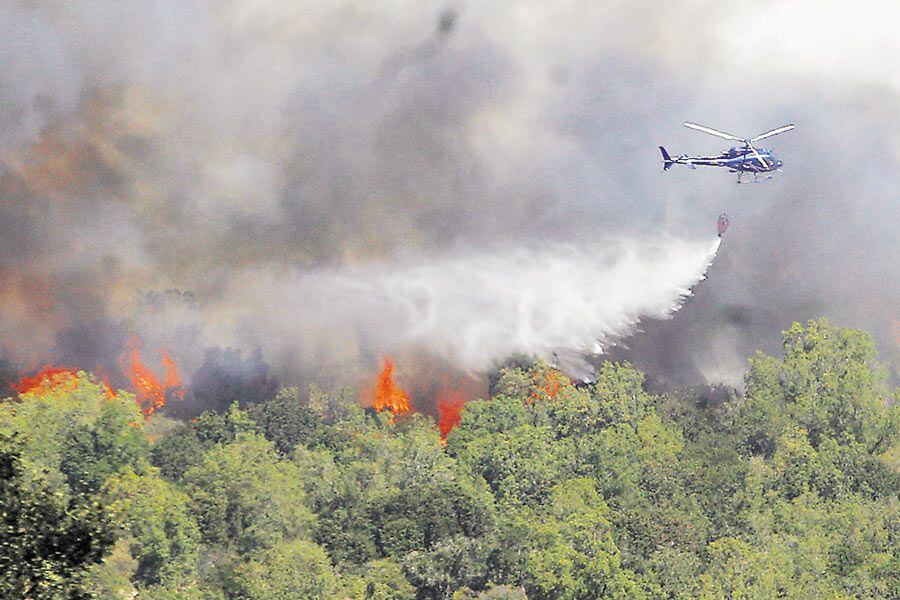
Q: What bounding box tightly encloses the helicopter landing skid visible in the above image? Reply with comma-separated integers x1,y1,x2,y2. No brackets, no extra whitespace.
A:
736,173,774,184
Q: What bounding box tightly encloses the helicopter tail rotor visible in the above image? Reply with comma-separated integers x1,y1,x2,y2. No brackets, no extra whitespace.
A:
659,146,675,170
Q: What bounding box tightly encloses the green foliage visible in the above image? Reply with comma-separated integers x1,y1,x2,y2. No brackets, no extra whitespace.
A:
59,403,149,495
2,320,897,598
740,319,898,455
453,585,528,599
452,423,574,507
517,479,647,600
249,386,322,454
343,558,417,600
104,467,200,587
586,362,655,429
444,395,531,449
150,403,256,481
0,434,114,598
404,535,494,599
80,538,139,598
0,375,148,494
228,539,342,599
182,433,315,554
190,402,257,446
148,422,207,482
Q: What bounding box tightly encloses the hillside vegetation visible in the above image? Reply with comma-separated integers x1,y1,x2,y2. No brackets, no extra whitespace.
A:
1,319,897,599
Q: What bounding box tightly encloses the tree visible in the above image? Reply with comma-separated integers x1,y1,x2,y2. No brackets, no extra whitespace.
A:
80,538,139,599
103,466,200,587
404,535,494,599
59,402,150,494
182,434,315,554
740,319,898,455
228,540,342,599
0,374,149,494
570,362,654,434
149,423,207,482
250,387,323,454
150,403,256,481
516,479,647,600
0,434,114,598
343,558,416,600
453,585,528,599
455,423,574,508
1,322,897,598
444,395,531,452
697,537,793,599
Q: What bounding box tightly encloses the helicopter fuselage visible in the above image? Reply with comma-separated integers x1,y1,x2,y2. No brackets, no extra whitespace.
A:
661,122,793,180
666,146,782,173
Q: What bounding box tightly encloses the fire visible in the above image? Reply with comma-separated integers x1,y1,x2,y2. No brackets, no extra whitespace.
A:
529,369,568,403
371,358,412,418
437,384,466,441
161,351,186,401
122,344,165,416
12,366,82,396
365,359,485,440
11,366,119,401
6,337,185,418
101,378,117,400
120,338,185,417
95,368,118,401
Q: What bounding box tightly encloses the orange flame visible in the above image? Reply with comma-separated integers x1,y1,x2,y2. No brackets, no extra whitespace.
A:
437,385,466,441
95,368,118,401
528,369,568,403
120,338,185,417
371,358,412,418
161,351,186,401
101,378,117,400
12,366,81,396
12,366,118,401
8,337,185,418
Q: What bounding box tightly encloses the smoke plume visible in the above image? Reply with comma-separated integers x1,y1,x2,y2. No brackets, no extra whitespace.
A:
0,1,897,400
215,237,721,381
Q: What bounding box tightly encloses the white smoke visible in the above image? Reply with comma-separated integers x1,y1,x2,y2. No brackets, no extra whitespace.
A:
211,236,721,377
3,0,896,388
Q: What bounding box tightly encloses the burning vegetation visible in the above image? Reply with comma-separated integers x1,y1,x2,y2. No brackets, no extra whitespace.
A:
528,369,569,403
7,337,185,418
120,340,185,417
436,384,466,440
11,366,83,396
369,358,412,419
366,357,482,440
0,320,896,598
11,366,118,401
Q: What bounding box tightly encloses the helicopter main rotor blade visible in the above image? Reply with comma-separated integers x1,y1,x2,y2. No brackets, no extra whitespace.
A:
683,122,743,142
746,143,769,169
751,124,795,142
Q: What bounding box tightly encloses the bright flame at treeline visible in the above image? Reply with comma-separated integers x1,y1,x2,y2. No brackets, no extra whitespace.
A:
368,357,517,441
11,337,185,417
120,339,185,416
370,358,412,418
370,357,468,440
10,351,490,439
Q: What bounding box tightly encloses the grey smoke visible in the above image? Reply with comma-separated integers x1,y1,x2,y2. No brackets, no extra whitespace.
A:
0,1,896,392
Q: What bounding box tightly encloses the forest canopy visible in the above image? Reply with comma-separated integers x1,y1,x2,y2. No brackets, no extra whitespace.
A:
1,319,897,599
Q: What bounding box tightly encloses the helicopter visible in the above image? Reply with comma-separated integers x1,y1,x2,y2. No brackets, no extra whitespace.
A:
659,122,794,183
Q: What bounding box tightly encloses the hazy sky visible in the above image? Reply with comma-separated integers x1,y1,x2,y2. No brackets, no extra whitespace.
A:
719,1,900,91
